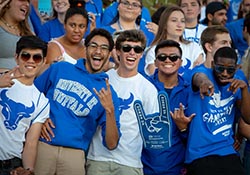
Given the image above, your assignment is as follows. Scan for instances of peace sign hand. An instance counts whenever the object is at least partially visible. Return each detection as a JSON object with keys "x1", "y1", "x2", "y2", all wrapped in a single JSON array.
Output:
[{"x1": 0, "y1": 66, "x2": 24, "y2": 88}]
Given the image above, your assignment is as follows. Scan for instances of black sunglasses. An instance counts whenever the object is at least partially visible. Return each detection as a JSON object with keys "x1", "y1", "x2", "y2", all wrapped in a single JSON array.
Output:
[
  {"x1": 121, "y1": 44, "x2": 144, "y2": 54},
  {"x1": 20, "y1": 52, "x2": 43, "y2": 63},
  {"x1": 156, "y1": 54, "x2": 180, "y2": 62},
  {"x1": 214, "y1": 65, "x2": 236, "y2": 74}
]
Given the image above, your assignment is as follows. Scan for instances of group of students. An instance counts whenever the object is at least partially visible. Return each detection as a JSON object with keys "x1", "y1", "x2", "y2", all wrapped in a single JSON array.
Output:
[{"x1": 1, "y1": 0, "x2": 250, "y2": 175}]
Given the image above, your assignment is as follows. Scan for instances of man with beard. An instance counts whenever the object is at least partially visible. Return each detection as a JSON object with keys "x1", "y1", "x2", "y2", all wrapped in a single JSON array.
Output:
[
  {"x1": 201, "y1": 1, "x2": 227, "y2": 26},
  {"x1": 34, "y1": 28, "x2": 120, "y2": 175}
]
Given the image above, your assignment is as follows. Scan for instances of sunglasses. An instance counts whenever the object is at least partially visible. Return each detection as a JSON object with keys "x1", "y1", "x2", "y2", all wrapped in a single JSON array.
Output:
[
  {"x1": 214, "y1": 65, "x2": 236, "y2": 74},
  {"x1": 121, "y1": 45, "x2": 144, "y2": 54},
  {"x1": 20, "y1": 52, "x2": 43, "y2": 63},
  {"x1": 156, "y1": 54, "x2": 180, "y2": 62}
]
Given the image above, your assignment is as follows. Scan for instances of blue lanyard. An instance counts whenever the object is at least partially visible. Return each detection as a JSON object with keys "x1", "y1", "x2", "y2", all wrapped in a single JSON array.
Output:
[{"x1": 183, "y1": 24, "x2": 199, "y2": 43}]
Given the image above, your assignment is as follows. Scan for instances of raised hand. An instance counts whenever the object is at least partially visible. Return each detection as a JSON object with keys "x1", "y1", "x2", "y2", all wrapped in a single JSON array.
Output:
[
  {"x1": 170, "y1": 103, "x2": 195, "y2": 131},
  {"x1": 0, "y1": 66, "x2": 24, "y2": 88},
  {"x1": 221, "y1": 78, "x2": 248, "y2": 94},
  {"x1": 93, "y1": 78, "x2": 114, "y2": 113},
  {"x1": 199, "y1": 78, "x2": 214, "y2": 99}
]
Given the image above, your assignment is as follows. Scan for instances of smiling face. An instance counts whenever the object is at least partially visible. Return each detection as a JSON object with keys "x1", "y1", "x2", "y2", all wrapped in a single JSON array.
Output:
[
  {"x1": 116, "y1": 41, "x2": 143, "y2": 77},
  {"x1": 52, "y1": 0, "x2": 70, "y2": 14},
  {"x1": 155, "y1": 46, "x2": 182, "y2": 76},
  {"x1": 7, "y1": 0, "x2": 30, "y2": 22},
  {"x1": 166, "y1": 10, "x2": 185, "y2": 40},
  {"x1": 118, "y1": 0, "x2": 142, "y2": 22},
  {"x1": 64, "y1": 14, "x2": 87, "y2": 43},
  {"x1": 15, "y1": 48, "x2": 45, "y2": 84},
  {"x1": 85, "y1": 35, "x2": 111, "y2": 73}
]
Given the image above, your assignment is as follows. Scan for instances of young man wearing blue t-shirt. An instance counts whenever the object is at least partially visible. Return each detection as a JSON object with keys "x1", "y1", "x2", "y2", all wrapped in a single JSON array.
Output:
[{"x1": 186, "y1": 47, "x2": 250, "y2": 175}]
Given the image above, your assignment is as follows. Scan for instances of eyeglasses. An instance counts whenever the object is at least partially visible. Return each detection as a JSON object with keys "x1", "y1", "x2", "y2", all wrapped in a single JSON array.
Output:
[
  {"x1": 156, "y1": 54, "x2": 181, "y2": 62},
  {"x1": 20, "y1": 52, "x2": 43, "y2": 63},
  {"x1": 214, "y1": 65, "x2": 236, "y2": 74},
  {"x1": 119, "y1": 1, "x2": 142, "y2": 9},
  {"x1": 121, "y1": 44, "x2": 144, "y2": 54},
  {"x1": 87, "y1": 42, "x2": 110, "y2": 52}
]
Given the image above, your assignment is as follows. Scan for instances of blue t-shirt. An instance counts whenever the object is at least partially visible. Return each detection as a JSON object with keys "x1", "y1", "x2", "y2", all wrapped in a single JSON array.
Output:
[
  {"x1": 185, "y1": 67, "x2": 241, "y2": 163},
  {"x1": 86, "y1": 0, "x2": 103, "y2": 28},
  {"x1": 34, "y1": 59, "x2": 120, "y2": 151},
  {"x1": 38, "y1": 18, "x2": 65, "y2": 42},
  {"x1": 29, "y1": 4, "x2": 42, "y2": 35},
  {"x1": 226, "y1": 19, "x2": 248, "y2": 60},
  {"x1": 101, "y1": 2, "x2": 151, "y2": 26}
]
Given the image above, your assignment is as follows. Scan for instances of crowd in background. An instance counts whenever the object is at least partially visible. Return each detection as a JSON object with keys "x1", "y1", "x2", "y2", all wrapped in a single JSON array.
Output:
[{"x1": 0, "y1": 0, "x2": 250, "y2": 175}]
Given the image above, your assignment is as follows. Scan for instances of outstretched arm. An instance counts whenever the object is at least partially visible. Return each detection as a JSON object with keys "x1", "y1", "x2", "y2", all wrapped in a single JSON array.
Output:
[
  {"x1": 192, "y1": 72, "x2": 214, "y2": 98},
  {"x1": 93, "y1": 79, "x2": 119, "y2": 150}
]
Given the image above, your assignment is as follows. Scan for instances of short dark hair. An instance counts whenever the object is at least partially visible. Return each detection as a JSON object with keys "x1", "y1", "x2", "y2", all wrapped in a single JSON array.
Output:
[
  {"x1": 214, "y1": 47, "x2": 238, "y2": 64},
  {"x1": 16, "y1": 36, "x2": 48, "y2": 57},
  {"x1": 115, "y1": 29, "x2": 146, "y2": 50},
  {"x1": 84, "y1": 28, "x2": 114, "y2": 52},
  {"x1": 155, "y1": 40, "x2": 182, "y2": 57},
  {"x1": 64, "y1": 7, "x2": 88, "y2": 24}
]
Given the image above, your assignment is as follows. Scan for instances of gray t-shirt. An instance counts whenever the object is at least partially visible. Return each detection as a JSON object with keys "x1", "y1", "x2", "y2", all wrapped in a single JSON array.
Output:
[{"x1": 0, "y1": 27, "x2": 20, "y2": 69}]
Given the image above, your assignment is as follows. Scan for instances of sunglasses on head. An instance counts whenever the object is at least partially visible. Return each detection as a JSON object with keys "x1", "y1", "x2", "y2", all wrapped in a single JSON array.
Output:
[
  {"x1": 156, "y1": 54, "x2": 181, "y2": 62},
  {"x1": 20, "y1": 52, "x2": 43, "y2": 63},
  {"x1": 214, "y1": 65, "x2": 236, "y2": 74},
  {"x1": 121, "y1": 44, "x2": 144, "y2": 54}
]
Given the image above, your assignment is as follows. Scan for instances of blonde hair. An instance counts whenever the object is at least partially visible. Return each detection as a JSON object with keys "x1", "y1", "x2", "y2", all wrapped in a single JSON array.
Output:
[{"x1": 0, "y1": 0, "x2": 33, "y2": 36}]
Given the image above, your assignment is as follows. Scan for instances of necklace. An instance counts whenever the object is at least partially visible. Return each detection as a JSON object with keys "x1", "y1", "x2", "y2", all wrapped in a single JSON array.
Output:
[
  {"x1": 0, "y1": 18, "x2": 20, "y2": 36},
  {"x1": 117, "y1": 19, "x2": 139, "y2": 31},
  {"x1": 0, "y1": 18, "x2": 18, "y2": 30}
]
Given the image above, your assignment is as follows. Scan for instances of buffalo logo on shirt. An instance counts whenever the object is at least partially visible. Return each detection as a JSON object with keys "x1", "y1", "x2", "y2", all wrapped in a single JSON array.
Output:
[
  {"x1": 179, "y1": 58, "x2": 191, "y2": 75},
  {"x1": 118, "y1": 93, "x2": 134, "y2": 115},
  {"x1": 0, "y1": 90, "x2": 35, "y2": 130}
]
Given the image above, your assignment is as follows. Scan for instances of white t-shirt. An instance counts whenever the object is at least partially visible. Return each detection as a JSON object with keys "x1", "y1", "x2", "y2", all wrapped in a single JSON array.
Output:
[
  {"x1": 144, "y1": 41, "x2": 204, "y2": 75},
  {"x1": 183, "y1": 24, "x2": 207, "y2": 44},
  {"x1": 87, "y1": 69, "x2": 159, "y2": 168},
  {"x1": 0, "y1": 79, "x2": 50, "y2": 160}
]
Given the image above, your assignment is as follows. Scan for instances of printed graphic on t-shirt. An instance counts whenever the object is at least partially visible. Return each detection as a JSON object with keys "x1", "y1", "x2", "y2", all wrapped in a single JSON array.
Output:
[
  {"x1": 54, "y1": 79, "x2": 98, "y2": 116},
  {"x1": 179, "y1": 58, "x2": 191, "y2": 75},
  {"x1": 118, "y1": 93, "x2": 134, "y2": 115},
  {"x1": 203, "y1": 92, "x2": 235, "y2": 136},
  {"x1": 0, "y1": 90, "x2": 35, "y2": 130}
]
